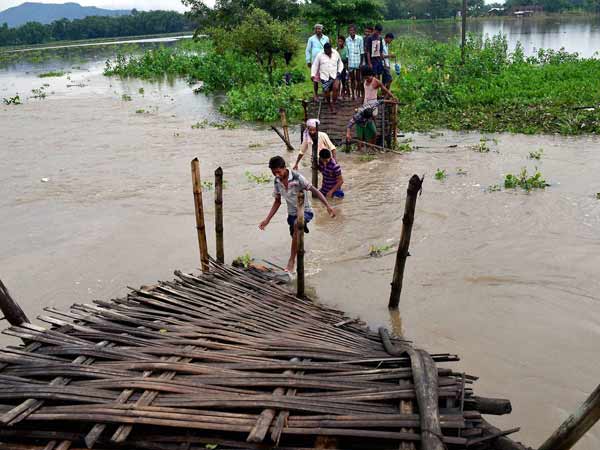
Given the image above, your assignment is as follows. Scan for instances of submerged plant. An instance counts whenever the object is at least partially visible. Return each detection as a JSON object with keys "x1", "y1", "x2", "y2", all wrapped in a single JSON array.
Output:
[
  {"x1": 31, "y1": 87, "x2": 47, "y2": 99},
  {"x1": 232, "y1": 252, "x2": 253, "y2": 268},
  {"x1": 486, "y1": 184, "x2": 502, "y2": 192},
  {"x1": 528, "y1": 148, "x2": 544, "y2": 160},
  {"x1": 2, "y1": 95, "x2": 21, "y2": 105},
  {"x1": 211, "y1": 120, "x2": 237, "y2": 130},
  {"x1": 369, "y1": 244, "x2": 394, "y2": 257},
  {"x1": 394, "y1": 138, "x2": 413, "y2": 153},
  {"x1": 38, "y1": 70, "x2": 65, "y2": 78},
  {"x1": 135, "y1": 109, "x2": 146, "y2": 114},
  {"x1": 359, "y1": 154, "x2": 375, "y2": 162},
  {"x1": 474, "y1": 138, "x2": 490, "y2": 153},
  {"x1": 202, "y1": 180, "x2": 214, "y2": 191},
  {"x1": 121, "y1": 94, "x2": 132, "y2": 101},
  {"x1": 435, "y1": 168, "x2": 447, "y2": 180},
  {"x1": 191, "y1": 120, "x2": 208, "y2": 129},
  {"x1": 138, "y1": 87, "x2": 145, "y2": 95},
  {"x1": 504, "y1": 167, "x2": 549, "y2": 191},
  {"x1": 456, "y1": 168, "x2": 467, "y2": 175},
  {"x1": 245, "y1": 171, "x2": 271, "y2": 184},
  {"x1": 248, "y1": 143, "x2": 264, "y2": 148},
  {"x1": 595, "y1": 193, "x2": 600, "y2": 200}
]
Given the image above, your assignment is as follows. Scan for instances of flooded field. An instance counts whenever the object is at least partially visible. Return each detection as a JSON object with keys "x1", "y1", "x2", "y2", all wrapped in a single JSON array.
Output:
[
  {"x1": 1, "y1": 34, "x2": 600, "y2": 449},
  {"x1": 387, "y1": 15, "x2": 600, "y2": 57}
]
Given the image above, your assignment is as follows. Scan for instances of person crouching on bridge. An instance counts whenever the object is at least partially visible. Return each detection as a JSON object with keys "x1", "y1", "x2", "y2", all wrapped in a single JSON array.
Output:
[
  {"x1": 293, "y1": 118, "x2": 337, "y2": 170},
  {"x1": 318, "y1": 149, "x2": 344, "y2": 199},
  {"x1": 259, "y1": 156, "x2": 336, "y2": 273},
  {"x1": 346, "y1": 99, "x2": 384, "y2": 151},
  {"x1": 311, "y1": 43, "x2": 343, "y2": 113}
]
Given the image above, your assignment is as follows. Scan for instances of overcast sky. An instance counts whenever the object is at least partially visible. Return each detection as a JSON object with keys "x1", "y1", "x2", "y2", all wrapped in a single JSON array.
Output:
[{"x1": 0, "y1": 0, "x2": 200, "y2": 12}]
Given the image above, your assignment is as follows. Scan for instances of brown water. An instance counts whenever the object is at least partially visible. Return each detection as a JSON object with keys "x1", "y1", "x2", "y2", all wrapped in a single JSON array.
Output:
[{"x1": 1, "y1": 36, "x2": 600, "y2": 449}]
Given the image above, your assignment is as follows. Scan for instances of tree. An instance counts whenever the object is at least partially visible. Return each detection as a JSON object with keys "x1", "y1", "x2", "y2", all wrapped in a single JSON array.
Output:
[
  {"x1": 182, "y1": 0, "x2": 300, "y2": 30},
  {"x1": 209, "y1": 8, "x2": 298, "y2": 80},
  {"x1": 303, "y1": 0, "x2": 383, "y2": 38}
]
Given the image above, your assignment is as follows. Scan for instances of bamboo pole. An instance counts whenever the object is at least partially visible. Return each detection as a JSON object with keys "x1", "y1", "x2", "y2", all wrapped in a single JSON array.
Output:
[
  {"x1": 311, "y1": 124, "x2": 319, "y2": 198},
  {"x1": 392, "y1": 103, "x2": 398, "y2": 149},
  {"x1": 461, "y1": 0, "x2": 468, "y2": 63},
  {"x1": 270, "y1": 126, "x2": 294, "y2": 151},
  {"x1": 296, "y1": 192, "x2": 305, "y2": 298},
  {"x1": 0, "y1": 279, "x2": 29, "y2": 326},
  {"x1": 538, "y1": 383, "x2": 600, "y2": 450},
  {"x1": 214, "y1": 167, "x2": 224, "y2": 264},
  {"x1": 381, "y1": 99, "x2": 386, "y2": 148},
  {"x1": 389, "y1": 175, "x2": 423, "y2": 309},
  {"x1": 191, "y1": 158, "x2": 210, "y2": 273},
  {"x1": 280, "y1": 108, "x2": 291, "y2": 150}
]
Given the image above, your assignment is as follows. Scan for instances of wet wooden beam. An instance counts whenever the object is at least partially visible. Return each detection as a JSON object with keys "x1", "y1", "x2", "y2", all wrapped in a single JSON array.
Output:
[
  {"x1": 538, "y1": 383, "x2": 600, "y2": 450},
  {"x1": 0, "y1": 280, "x2": 29, "y2": 327}
]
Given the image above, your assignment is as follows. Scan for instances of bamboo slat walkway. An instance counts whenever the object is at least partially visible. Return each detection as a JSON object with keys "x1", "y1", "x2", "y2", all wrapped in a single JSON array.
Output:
[
  {"x1": 0, "y1": 262, "x2": 528, "y2": 450},
  {"x1": 303, "y1": 98, "x2": 396, "y2": 146}
]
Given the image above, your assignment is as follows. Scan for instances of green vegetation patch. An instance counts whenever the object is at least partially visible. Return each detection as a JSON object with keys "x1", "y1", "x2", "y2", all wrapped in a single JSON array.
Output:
[
  {"x1": 245, "y1": 171, "x2": 271, "y2": 184},
  {"x1": 504, "y1": 167, "x2": 549, "y2": 191},
  {"x1": 232, "y1": 252, "x2": 253, "y2": 268},
  {"x1": 528, "y1": 149, "x2": 544, "y2": 160},
  {"x1": 38, "y1": 71, "x2": 65, "y2": 78},
  {"x1": 369, "y1": 244, "x2": 394, "y2": 257},
  {"x1": 434, "y1": 168, "x2": 447, "y2": 180},
  {"x1": 392, "y1": 35, "x2": 600, "y2": 135},
  {"x1": 2, "y1": 95, "x2": 21, "y2": 105}
]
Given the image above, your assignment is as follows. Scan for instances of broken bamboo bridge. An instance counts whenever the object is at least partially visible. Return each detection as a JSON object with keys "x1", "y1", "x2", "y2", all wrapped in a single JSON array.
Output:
[{"x1": 0, "y1": 260, "x2": 544, "y2": 450}]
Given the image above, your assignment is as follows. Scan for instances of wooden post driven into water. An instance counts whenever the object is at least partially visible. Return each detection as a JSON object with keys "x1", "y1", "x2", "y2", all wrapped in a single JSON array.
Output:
[
  {"x1": 191, "y1": 158, "x2": 210, "y2": 273},
  {"x1": 296, "y1": 192, "x2": 305, "y2": 298},
  {"x1": 392, "y1": 103, "x2": 398, "y2": 149},
  {"x1": 0, "y1": 280, "x2": 29, "y2": 326},
  {"x1": 214, "y1": 167, "x2": 224, "y2": 264},
  {"x1": 389, "y1": 174, "x2": 423, "y2": 309},
  {"x1": 311, "y1": 123, "x2": 319, "y2": 198},
  {"x1": 280, "y1": 108, "x2": 291, "y2": 148},
  {"x1": 461, "y1": 0, "x2": 468, "y2": 63},
  {"x1": 538, "y1": 383, "x2": 600, "y2": 450}
]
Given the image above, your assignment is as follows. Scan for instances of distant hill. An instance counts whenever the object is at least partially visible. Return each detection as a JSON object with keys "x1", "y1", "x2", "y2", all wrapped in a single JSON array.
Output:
[{"x1": 0, "y1": 2, "x2": 131, "y2": 28}]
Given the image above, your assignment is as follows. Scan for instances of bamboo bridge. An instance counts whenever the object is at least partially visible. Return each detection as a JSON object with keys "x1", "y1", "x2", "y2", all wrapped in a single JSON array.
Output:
[{"x1": 0, "y1": 263, "x2": 537, "y2": 450}]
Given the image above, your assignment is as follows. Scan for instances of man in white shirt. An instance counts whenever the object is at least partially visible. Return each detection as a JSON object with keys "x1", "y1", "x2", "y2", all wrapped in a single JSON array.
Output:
[{"x1": 311, "y1": 42, "x2": 343, "y2": 113}]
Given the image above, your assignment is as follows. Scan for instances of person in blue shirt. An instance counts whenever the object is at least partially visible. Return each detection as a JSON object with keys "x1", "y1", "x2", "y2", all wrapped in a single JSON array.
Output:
[{"x1": 305, "y1": 24, "x2": 329, "y2": 102}]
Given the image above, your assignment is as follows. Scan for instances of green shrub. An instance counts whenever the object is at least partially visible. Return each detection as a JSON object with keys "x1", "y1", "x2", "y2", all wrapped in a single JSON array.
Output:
[
  {"x1": 391, "y1": 34, "x2": 600, "y2": 134},
  {"x1": 221, "y1": 83, "x2": 301, "y2": 122}
]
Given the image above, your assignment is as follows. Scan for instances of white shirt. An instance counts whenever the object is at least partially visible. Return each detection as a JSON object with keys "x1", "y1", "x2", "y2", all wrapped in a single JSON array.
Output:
[{"x1": 311, "y1": 49, "x2": 343, "y2": 81}]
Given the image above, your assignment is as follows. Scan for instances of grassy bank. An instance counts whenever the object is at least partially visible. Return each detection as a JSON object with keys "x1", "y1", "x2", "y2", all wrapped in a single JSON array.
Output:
[
  {"x1": 102, "y1": 34, "x2": 600, "y2": 134},
  {"x1": 391, "y1": 35, "x2": 600, "y2": 134}
]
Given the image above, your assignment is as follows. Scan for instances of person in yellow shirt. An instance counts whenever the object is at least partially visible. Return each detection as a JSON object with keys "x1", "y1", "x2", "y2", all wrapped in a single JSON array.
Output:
[{"x1": 293, "y1": 118, "x2": 337, "y2": 170}]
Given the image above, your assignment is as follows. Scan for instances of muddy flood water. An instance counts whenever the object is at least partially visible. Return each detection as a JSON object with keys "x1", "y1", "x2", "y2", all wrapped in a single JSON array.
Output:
[{"x1": 1, "y1": 36, "x2": 600, "y2": 449}]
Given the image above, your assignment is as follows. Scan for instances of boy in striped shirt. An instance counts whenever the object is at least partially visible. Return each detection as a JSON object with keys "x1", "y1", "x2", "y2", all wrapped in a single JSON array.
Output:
[{"x1": 318, "y1": 149, "x2": 344, "y2": 199}]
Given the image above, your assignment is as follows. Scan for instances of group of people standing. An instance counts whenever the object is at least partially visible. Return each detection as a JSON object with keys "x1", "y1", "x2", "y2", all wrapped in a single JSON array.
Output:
[
  {"x1": 306, "y1": 23, "x2": 397, "y2": 113},
  {"x1": 258, "y1": 24, "x2": 400, "y2": 273}
]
